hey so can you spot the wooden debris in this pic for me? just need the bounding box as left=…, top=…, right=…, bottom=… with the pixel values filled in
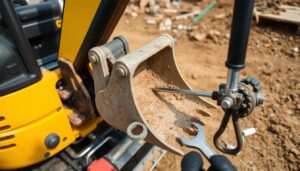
left=254, top=5, right=300, bottom=33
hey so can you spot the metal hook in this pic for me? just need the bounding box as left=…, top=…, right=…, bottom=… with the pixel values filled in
left=213, top=110, right=244, bottom=155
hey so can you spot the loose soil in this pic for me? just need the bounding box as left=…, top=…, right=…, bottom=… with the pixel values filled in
left=112, top=0, right=300, bottom=170
left=133, top=68, right=209, bottom=152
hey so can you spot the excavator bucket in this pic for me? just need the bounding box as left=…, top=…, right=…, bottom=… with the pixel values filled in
left=90, top=35, right=216, bottom=155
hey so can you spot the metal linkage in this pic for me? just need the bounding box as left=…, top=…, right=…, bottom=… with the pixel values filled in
left=154, top=77, right=265, bottom=155
left=155, top=0, right=266, bottom=155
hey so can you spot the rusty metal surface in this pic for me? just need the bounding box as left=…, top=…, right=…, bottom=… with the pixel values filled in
left=91, top=35, right=215, bottom=155
left=58, top=59, right=96, bottom=124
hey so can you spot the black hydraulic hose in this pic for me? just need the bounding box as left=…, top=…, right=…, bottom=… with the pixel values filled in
left=226, top=0, right=255, bottom=70
left=213, top=110, right=244, bottom=155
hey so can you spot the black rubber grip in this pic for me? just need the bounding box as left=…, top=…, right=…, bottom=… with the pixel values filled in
left=208, top=155, right=237, bottom=171
left=226, top=0, right=255, bottom=70
left=181, top=151, right=204, bottom=171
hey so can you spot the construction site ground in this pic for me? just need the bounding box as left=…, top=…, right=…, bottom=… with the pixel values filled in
left=112, top=0, right=300, bottom=170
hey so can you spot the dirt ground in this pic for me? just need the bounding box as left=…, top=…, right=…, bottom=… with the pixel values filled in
left=112, top=0, right=300, bottom=170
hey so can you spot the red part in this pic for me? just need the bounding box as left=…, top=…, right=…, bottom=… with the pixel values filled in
left=88, top=158, right=117, bottom=171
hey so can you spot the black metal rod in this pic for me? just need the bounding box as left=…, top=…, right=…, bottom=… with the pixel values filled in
left=0, top=0, right=42, bottom=78
left=226, top=0, right=255, bottom=70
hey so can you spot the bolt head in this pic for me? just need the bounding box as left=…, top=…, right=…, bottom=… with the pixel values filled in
left=222, top=101, right=231, bottom=109
left=89, top=54, right=99, bottom=64
left=44, top=133, right=60, bottom=149
left=221, top=97, right=233, bottom=109
left=256, top=92, right=266, bottom=106
left=116, top=65, right=127, bottom=78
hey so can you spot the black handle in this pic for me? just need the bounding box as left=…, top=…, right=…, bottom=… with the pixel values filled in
left=181, top=151, right=204, bottom=171
left=226, top=0, right=255, bottom=70
left=208, top=155, right=237, bottom=171
left=181, top=152, right=236, bottom=171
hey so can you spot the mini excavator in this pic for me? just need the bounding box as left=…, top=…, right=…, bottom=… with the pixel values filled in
left=0, top=0, right=264, bottom=170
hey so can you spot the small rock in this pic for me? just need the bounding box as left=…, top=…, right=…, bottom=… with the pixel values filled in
left=131, top=12, right=138, bottom=17
left=267, top=125, right=279, bottom=134
left=289, top=52, right=297, bottom=58
left=207, top=30, right=222, bottom=44
left=146, top=19, right=156, bottom=25
left=191, top=73, right=197, bottom=79
left=214, top=13, right=226, bottom=19
left=261, top=69, right=272, bottom=76
left=172, top=29, right=178, bottom=33
left=225, top=33, right=230, bottom=39
left=288, top=66, right=295, bottom=71
left=158, top=18, right=172, bottom=30
left=207, top=33, right=219, bottom=44
left=271, top=37, right=279, bottom=42
left=292, top=47, right=299, bottom=53
left=177, top=24, right=184, bottom=30
left=139, top=0, right=149, bottom=12
left=264, top=43, right=271, bottom=48
left=149, top=3, right=160, bottom=15
left=250, top=165, right=257, bottom=171
left=131, top=5, right=140, bottom=13
left=270, top=113, right=275, bottom=117
left=160, top=0, right=171, bottom=8
left=165, top=18, right=172, bottom=26
left=191, top=25, right=199, bottom=31
left=209, top=30, right=221, bottom=36
left=190, top=32, right=207, bottom=41
left=255, top=39, right=260, bottom=44
left=285, top=109, right=293, bottom=115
